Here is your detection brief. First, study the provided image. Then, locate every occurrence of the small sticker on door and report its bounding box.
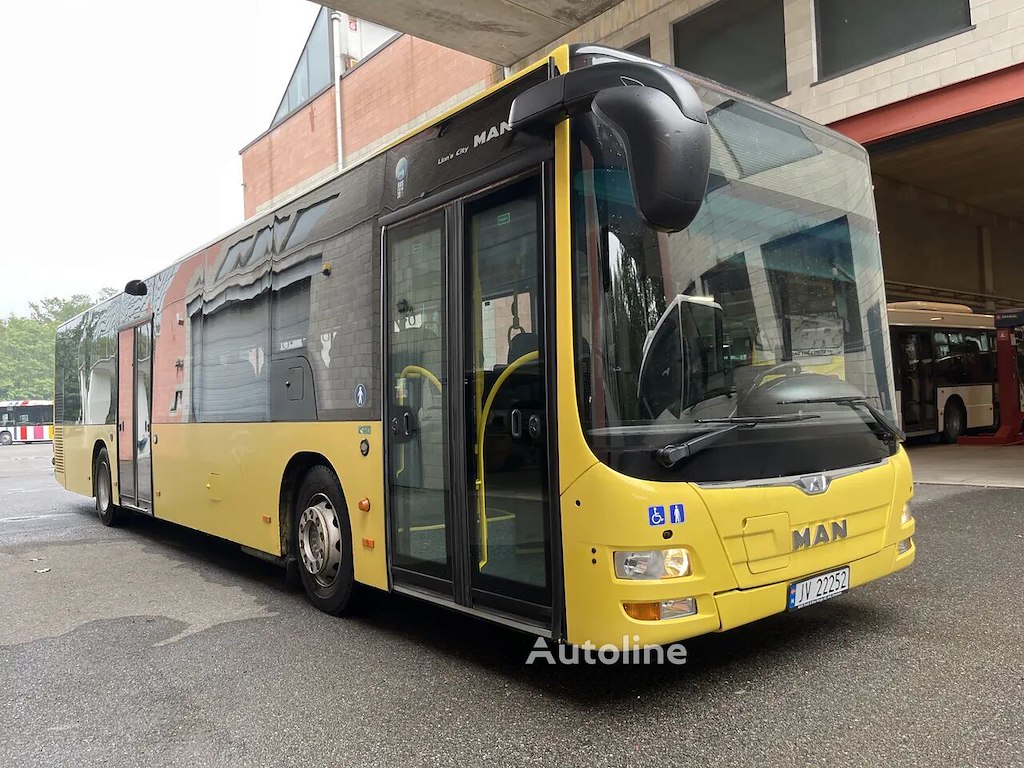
[354,384,367,407]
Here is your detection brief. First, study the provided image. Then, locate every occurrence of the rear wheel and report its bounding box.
[94,447,122,526]
[291,466,356,615]
[942,398,966,443]
[0,432,12,446]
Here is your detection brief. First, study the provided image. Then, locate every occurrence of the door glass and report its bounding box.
[387,212,450,579]
[464,177,550,606]
[898,331,935,431]
[117,329,136,505]
[135,323,153,507]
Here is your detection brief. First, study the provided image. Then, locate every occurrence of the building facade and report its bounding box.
[522,0,1024,309]
[240,10,500,218]
[242,0,1024,308]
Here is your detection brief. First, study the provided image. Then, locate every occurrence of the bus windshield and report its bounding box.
[571,74,897,483]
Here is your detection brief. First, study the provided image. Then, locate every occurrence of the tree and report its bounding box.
[27,294,97,326]
[0,289,116,401]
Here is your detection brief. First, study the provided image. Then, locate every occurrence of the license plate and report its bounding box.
[787,566,850,610]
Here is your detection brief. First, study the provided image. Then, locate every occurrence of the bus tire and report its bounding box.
[292,465,357,615]
[942,398,966,443]
[0,432,12,446]
[94,447,122,526]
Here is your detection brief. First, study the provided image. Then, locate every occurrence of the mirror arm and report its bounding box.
[508,60,708,133]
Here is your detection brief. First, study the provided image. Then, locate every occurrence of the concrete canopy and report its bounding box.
[316,0,621,65]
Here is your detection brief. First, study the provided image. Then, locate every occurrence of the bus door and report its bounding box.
[897,330,935,433]
[384,172,553,628]
[117,321,154,512]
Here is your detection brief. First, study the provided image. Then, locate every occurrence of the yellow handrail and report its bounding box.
[476,350,539,570]
[395,365,442,477]
[398,365,442,393]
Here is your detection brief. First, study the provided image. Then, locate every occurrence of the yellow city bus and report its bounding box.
[54,44,915,648]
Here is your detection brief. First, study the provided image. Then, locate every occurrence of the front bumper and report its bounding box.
[715,538,915,633]
[568,540,915,648]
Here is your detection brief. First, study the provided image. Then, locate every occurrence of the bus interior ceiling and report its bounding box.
[870,103,1024,478]
[869,102,1024,311]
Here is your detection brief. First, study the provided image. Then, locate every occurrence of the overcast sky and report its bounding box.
[0,0,321,317]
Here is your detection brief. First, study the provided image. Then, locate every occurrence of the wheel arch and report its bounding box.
[278,452,347,558]
[91,439,109,493]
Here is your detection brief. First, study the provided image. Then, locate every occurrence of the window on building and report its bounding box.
[673,0,787,102]
[625,36,651,58]
[271,7,334,128]
[816,0,971,80]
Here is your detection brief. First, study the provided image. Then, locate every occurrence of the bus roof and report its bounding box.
[887,301,994,330]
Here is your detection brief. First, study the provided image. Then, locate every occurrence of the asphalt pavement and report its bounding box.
[1,442,1022,767]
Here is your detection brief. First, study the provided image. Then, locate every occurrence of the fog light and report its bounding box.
[898,537,912,554]
[901,504,913,526]
[623,597,697,621]
[659,597,697,620]
[614,548,690,580]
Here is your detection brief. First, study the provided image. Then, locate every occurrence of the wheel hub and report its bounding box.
[97,462,110,512]
[298,494,342,587]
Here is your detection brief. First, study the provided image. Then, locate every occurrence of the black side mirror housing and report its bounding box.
[509,60,711,232]
[124,279,148,296]
[591,86,710,231]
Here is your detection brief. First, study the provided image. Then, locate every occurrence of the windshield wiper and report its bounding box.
[653,414,821,468]
[778,396,905,443]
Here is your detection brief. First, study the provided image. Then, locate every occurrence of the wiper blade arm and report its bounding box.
[654,424,743,468]
[779,396,906,443]
[653,414,820,469]
[695,414,821,425]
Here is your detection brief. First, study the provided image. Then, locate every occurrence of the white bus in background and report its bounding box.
[888,302,996,441]
[0,400,55,445]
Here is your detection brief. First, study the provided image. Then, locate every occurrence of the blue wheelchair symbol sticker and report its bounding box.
[669,503,685,524]
[354,383,367,407]
[648,506,666,526]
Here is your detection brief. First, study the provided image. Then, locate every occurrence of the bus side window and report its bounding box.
[968,331,996,381]
[966,332,988,352]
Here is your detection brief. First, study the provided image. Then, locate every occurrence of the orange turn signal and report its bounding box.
[623,602,661,621]
[357,498,371,512]
[362,537,375,549]
[261,514,272,524]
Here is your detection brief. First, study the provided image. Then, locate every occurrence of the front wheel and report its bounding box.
[0,432,12,446]
[292,466,357,615]
[94,447,122,526]
[942,399,966,443]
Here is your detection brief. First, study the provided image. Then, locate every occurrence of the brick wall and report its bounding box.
[517,0,1024,127]
[240,88,340,219]
[339,36,501,165]
[240,35,500,217]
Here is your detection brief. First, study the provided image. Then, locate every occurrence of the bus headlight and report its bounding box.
[614,549,691,579]
[901,503,913,526]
